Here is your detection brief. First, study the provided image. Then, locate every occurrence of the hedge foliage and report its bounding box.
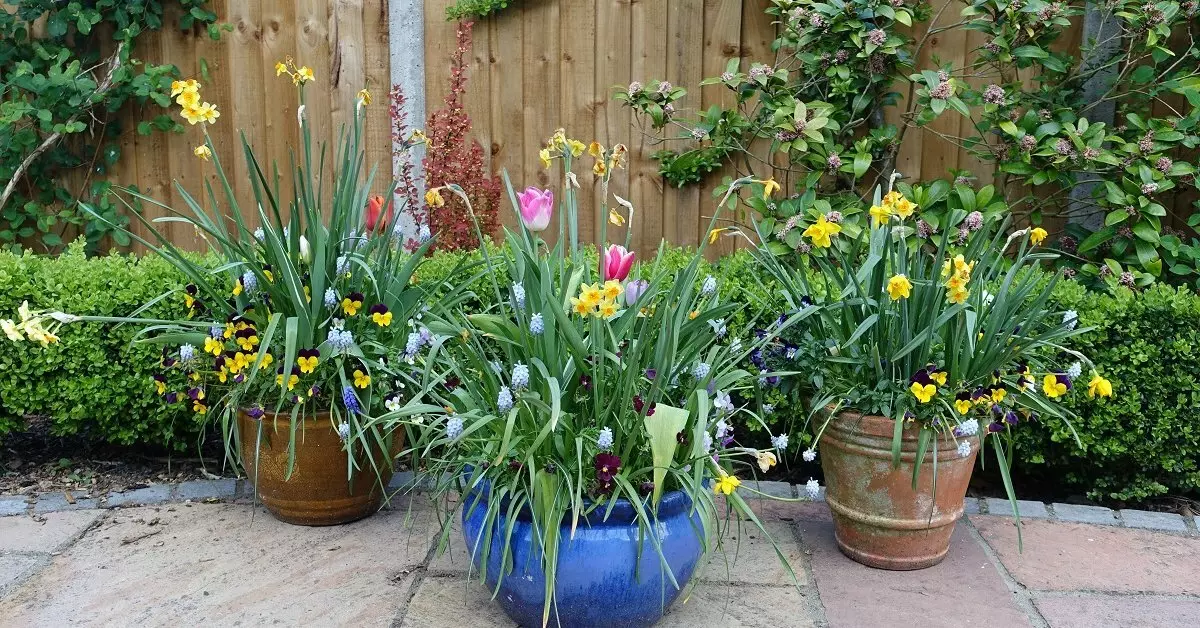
[1,242,1198,502]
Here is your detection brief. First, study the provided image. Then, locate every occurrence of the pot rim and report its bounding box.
[463,472,698,525]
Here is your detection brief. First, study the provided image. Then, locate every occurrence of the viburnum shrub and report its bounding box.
[423,19,501,251]
[621,0,1200,288]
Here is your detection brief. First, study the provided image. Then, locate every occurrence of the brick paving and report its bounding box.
[1,485,1198,627]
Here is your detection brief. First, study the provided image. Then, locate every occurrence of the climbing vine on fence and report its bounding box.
[0,0,221,254]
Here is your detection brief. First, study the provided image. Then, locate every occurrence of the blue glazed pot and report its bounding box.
[460,481,706,628]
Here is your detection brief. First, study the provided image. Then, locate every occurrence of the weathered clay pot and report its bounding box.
[816,410,978,570]
[237,409,400,526]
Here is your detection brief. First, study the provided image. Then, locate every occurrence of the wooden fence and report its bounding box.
[85,0,1192,256]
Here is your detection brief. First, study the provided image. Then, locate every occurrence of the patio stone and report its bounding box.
[398,574,517,627]
[744,481,793,499]
[802,518,1028,627]
[0,555,44,593]
[1052,503,1118,526]
[0,510,103,554]
[32,493,98,514]
[963,497,981,515]
[176,479,237,501]
[1118,509,1189,533]
[0,503,433,625]
[973,516,1200,595]
[703,508,808,586]
[0,496,27,517]
[1033,593,1200,628]
[659,582,819,627]
[985,497,1049,518]
[106,485,174,508]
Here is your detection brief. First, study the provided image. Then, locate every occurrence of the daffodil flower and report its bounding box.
[1087,373,1113,398]
[1030,227,1048,246]
[887,274,912,300]
[713,473,741,495]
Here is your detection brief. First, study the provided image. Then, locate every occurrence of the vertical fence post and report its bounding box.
[389,0,427,233]
[1069,4,1122,230]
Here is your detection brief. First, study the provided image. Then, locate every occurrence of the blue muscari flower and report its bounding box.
[342,386,361,415]
[404,332,423,359]
[336,255,350,275]
[957,441,972,457]
[327,329,354,354]
[337,422,351,442]
[179,344,196,362]
[701,275,717,296]
[692,362,710,380]
[497,386,514,413]
[512,363,530,390]
[241,271,257,293]
[512,283,526,310]
[253,227,265,241]
[446,415,464,440]
[323,288,338,309]
[529,313,544,335]
[209,326,223,339]
[597,426,614,451]
[418,224,432,243]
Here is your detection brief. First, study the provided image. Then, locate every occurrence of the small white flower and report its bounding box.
[763,403,776,415]
[179,344,196,362]
[805,479,820,499]
[955,419,979,437]
[714,419,732,440]
[299,236,310,263]
[446,415,464,440]
[714,391,734,413]
[384,397,402,412]
[1063,310,1079,330]
[1067,361,1082,379]
[983,291,995,305]
[337,422,351,442]
[701,275,717,296]
[772,433,790,451]
[597,426,614,450]
[802,448,816,462]
[957,441,973,458]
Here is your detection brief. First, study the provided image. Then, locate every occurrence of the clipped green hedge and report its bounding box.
[1015,282,1200,502]
[2,243,1198,502]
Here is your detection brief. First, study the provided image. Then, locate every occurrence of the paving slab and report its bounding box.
[985,498,1049,518]
[176,479,237,501]
[0,510,103,554]
[1033,593,1200,628]
[972,516,1200,595]
[703,507,808,586]
[1118,509,1189,533]
[0,501,440,625]
[105,485,174,508]
[802,518,1029,627]
[0,555,45,593]
[660,582,819,627]
[399,575,517,627]
[1052,503,1118,526]
[743,481,793,499]
[0,496,27,517]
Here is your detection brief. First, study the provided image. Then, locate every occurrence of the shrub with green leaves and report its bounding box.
[1016,281,1200,502]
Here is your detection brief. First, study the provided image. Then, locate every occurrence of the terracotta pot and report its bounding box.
[236,409,401,526]
[816,410,978,570]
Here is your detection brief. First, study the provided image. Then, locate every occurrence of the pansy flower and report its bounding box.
[353,368,371,389]
[297,348,320,374]
[153,374,167,395]
[342,292,364,316]
[369,304,393,327]
[276,366,300,391]
[594,452,621,494]
[204,336,224,356]
[1042,373,1070,398]
[161,347,177,368]
[235,327,260,351]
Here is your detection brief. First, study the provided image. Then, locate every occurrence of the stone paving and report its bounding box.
[0,484,1198,627]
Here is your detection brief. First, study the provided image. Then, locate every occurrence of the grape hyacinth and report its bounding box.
[336,255,350,275]
[954,418,979,437]
[209,325,223,339]
[529,313,544,335]
[1067,361,1082,379]
[323,288,338,309]
[337,422,351,442]
[327,328,355,355]
[597,426,614,451]
[241,271,258,294]
[805,479,820,499]
[957,441,972,458]
[512,283,526,310]
[497,386,514,413]
[418,224,432,243]
[342,386,362,415]
[254,227,265,241]
[692,361,711,380]
[771,433,789,451]
[512,363,530,390]
[445,415,464,440]
[1063,310,1078,329]
[701,275,717,296]
[179,344,196,362]
[803,448,817,462]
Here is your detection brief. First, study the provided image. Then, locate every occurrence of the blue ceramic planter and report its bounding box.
[460,482,706,628]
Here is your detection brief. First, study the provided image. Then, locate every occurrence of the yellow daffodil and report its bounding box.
[353,369,371,389]
[1042,374,1068,398]
[570,297,593,317]
[893,197,917,219]
[708,228,722,244]
[425,187,445,208]
[602,280,624,301]
[193,145,211,161]
[274,62,288,76]
[910,382,936,403]
[802,214,842,248]
[170,79,201,97]
[947,286,969,304]
[588,141,604,158]
[1087,373,1113,399]
[887,274,912,301]
[296,66,315,84]
[579,284,603,308]
[760,178,780,198]
[713,473,741,496]
[608,208,626,226]
[869,203,892,226]
[539,148,552,169]
[882,190,903,206]
[409,129,429,145]
[599,300,619,319]
[955,399,973,415]
[357,88,372,106]
[593,160,608,176]
[1030,227,1048,246]
[2,319,23,341]
[566,139,586,157]
[176,90,200,109]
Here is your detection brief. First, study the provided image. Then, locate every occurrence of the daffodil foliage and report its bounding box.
[76,64,460,483]
[753,180,1115,516]
[384,132,813,625]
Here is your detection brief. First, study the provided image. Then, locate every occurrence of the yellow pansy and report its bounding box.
[297,355,319,374]
[204,337,223,356]
[910,382,936,403]
[1087,373,1113,399]
[931,371,948,387]
[991,388,1007,403]
[1042,374,1067,398]
[353,369,371,389]
[955,399,973,415]
[342,294,363,316]
[1030,227,1048,246]
[277,372,299,391]
[713,473,741,496]
[887,274,912,301]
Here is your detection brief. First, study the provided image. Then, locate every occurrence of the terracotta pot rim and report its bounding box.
[819,407,967,447]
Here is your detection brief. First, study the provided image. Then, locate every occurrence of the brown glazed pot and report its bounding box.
[237,409,400,526]
[817,410,978,570]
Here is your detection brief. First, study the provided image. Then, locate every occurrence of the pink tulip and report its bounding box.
[517,187,554,232]
[602,244,635,282]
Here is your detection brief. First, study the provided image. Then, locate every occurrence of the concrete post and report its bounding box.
[389,0,426,234]
[1068,5,1123,230]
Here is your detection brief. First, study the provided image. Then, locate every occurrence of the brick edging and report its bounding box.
[3,478,1197,537]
